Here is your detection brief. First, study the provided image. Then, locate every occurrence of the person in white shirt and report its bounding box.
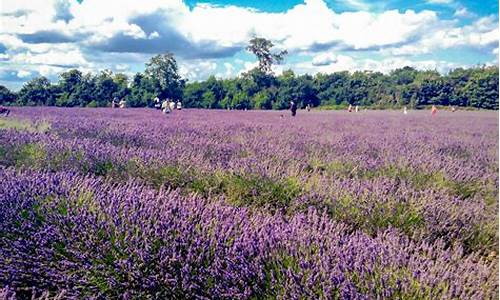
[154,97,161,110]
[403,106,408,115]
[162,99,170,114]
[119,99,127,108]
[176,101,182,110]
[169,100,176,112]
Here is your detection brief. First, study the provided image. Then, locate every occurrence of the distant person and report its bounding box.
[431,105,438,116]
[162,99,170,114]
[348,104,353,112]
[176,101,182,110]
[451,106,456,112]
[355,105,359,112]
[290,100,297,117]
[403,106,408,115]
[111,97,118,108]
[0,106,10,116]
[119,99,127,108]
[169,99,176,112]
[306,104,311,112]
[154,97,161,110]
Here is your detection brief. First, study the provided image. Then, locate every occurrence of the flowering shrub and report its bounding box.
[0,107,498,298]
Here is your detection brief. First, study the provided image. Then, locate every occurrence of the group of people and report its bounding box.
[154,97,182,114]
[348,104,360,113]
[111,97,127,108]
[289,101,456,117]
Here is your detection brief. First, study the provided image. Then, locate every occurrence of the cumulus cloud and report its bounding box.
[294,55,466,75]
[0,0,497,88]
[179,59,218,81]
[384,15,498,56]
[312,53,338,66]
[17,70,31,78]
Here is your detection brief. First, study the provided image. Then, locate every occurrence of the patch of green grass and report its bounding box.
[0,117,50,133]
[14,143,47,169]
[223,174,301,210]
[462,220,499,255]
[326,194,425,236]
[308,159,487,200]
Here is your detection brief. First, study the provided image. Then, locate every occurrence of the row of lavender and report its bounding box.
[1,169,497,299]
[0,107,498,298]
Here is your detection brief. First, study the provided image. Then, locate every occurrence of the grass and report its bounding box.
[0,117,51,133]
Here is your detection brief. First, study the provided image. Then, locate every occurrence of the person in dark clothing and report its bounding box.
[0,106,10,116]
[290,101,297,117]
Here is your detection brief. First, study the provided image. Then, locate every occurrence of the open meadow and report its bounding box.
[0,107,498,299]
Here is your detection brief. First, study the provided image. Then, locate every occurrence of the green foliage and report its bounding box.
[17,76,54,106]
[0,85,17,104]
[144,52,185,100]
[246,37,288,74]
[2,60,497,110]
[13,143,47,169]
[0,118,50,133]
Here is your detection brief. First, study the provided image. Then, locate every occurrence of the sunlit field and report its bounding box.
[1,107,498,299]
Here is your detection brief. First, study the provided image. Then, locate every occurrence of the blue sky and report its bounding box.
[0,0,498,90]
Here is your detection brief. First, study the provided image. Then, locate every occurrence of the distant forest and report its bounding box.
[0,53,498,110]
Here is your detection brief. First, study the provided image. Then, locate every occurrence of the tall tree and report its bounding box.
[145,52,185,100]
[17,77,54,106]
[0,85,16,105]
[246,37,287,74]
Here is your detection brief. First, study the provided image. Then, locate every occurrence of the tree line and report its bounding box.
[0,38,498,110]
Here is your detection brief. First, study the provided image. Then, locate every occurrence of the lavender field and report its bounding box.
[0,107,498,299]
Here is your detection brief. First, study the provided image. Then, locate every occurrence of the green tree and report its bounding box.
[145,52,185,100]
[465,66,499,109]
[246,37,287,74]
[94,70,119,107]
[0,85,16,105]
[128,73,157,107]
[113,73,130,100]
[202,90,219,109]
[17,77,53,106]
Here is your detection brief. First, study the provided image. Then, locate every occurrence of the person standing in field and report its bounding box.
[169,99,176,112]
[119,98,127,108]
[451,106,456,112]
[290,100,297,117]
[111,97,117,108]
[176,101,182,110]
[348,104,353,112]
[0,106,10,116]
[355,105,359,112]
[403,106,408,115]
[154,97,161,110]
[306,104,311,112]
[162,99,170,114]
[431,105,438,116]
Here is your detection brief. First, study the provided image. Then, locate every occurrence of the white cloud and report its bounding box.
[293,55,465,75]
[17,70,31,78]
[454,6,474,18]
[179,59,218,81]
[312,52,337,66]
[10,48,89,67]
[0,0,497,86]
[384,16,498,56]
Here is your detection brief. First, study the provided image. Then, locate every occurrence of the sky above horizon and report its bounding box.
[0,0,498,90]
